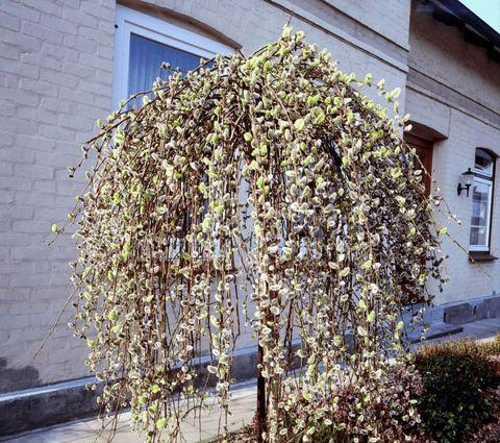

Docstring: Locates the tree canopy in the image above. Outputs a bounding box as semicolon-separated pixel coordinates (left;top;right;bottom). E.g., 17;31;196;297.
66;27;446;442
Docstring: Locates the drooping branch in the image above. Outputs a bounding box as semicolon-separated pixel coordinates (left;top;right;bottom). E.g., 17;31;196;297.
63;27;446;443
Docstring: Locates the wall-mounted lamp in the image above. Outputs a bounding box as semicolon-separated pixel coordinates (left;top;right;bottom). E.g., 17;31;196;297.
457;168;474;197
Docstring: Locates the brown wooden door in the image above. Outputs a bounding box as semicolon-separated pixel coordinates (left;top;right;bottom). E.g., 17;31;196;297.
405;133;433;195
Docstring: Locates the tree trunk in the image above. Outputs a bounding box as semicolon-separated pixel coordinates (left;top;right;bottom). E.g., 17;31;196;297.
255;343;266;442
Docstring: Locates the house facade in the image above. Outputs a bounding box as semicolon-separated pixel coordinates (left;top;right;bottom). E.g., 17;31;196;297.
0;0;499;434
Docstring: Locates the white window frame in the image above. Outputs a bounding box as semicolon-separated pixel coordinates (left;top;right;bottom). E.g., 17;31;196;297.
469;175;494;252
113;5;233;109
473;149;494;178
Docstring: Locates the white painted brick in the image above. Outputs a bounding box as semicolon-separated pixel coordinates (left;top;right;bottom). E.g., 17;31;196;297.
0;233;32;247
33;207;61;222
19;78;59;97
40;97;72;113
0;56;22;76
0;161;13;176
0;11;21;32
78;78;107;95
40;12;78;35
0;205;33;220
59;86;95;106
0;26;41;52
21;22;63;45
63;62;95;79
0;132;15;148
56;179;83;196
14;164;54;180
0;1;41;23
63;0;81;10
39;68;78;89
39;124;76;142
35;152;80;168
33;179;56;193
87;28;114;47
63;34;98;54
78;52;112;72
76;103;104;120
0;100;16;116
0;246;11;261
1;71;21;88
42;43;79;63
93;94;111;109
0;147;35;164
97;44;113;60
36;109;59;126
13;220;52;234
54;195;77;208
13;191;56;208
0;176;32;192
62;8;99;29
1;116;39;136
80;2;114;22
15;106;56;125
16;135;55;152
0;86;40;106
18;63;40;80
0;42;20;60
22;0;63;18
58;113;94;131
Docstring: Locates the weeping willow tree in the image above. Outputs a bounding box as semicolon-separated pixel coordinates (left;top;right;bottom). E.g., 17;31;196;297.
64;27;447;442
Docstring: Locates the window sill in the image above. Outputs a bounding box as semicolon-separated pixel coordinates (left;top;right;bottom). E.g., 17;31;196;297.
469;252;498;263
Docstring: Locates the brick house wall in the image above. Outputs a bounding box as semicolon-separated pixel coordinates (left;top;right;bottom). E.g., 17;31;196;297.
0;0;411;393
0;0;115;392
406;1;500;304
0;0;498;397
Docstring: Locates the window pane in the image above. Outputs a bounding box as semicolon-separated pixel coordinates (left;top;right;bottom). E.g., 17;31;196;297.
469;179;492;248
474;149;494;176
128;33;201;97
470;226;486;247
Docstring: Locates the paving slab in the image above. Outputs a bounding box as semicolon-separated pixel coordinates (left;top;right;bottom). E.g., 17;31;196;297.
2;382;257;443
4;318;500;443
423;317;500;345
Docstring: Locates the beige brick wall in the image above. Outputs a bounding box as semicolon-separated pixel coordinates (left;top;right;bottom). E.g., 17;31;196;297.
323;0;412;49
0;0;115;392
433;111;500;304
0;0;417;391
409;1;500;115
406;1;500;304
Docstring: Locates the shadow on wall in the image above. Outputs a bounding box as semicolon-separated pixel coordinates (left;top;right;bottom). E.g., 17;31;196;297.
0;357;41;394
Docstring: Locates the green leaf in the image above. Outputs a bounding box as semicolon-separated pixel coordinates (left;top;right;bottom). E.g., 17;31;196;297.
256;176;266;190
294;118;305;131
307;95;320;107
156;417;167;430
114;129;125;145
107;309;119;322
439;227;448;237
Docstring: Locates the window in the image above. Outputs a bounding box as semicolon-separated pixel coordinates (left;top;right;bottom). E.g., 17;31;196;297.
113;6;233;108
469;148;496;252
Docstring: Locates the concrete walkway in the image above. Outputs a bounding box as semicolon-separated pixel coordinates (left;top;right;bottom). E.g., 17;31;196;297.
4;317;500;443
3;381;257;443
425;317;500;344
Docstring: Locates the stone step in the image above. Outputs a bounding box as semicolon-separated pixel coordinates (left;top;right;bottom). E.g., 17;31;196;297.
407;321;464;344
